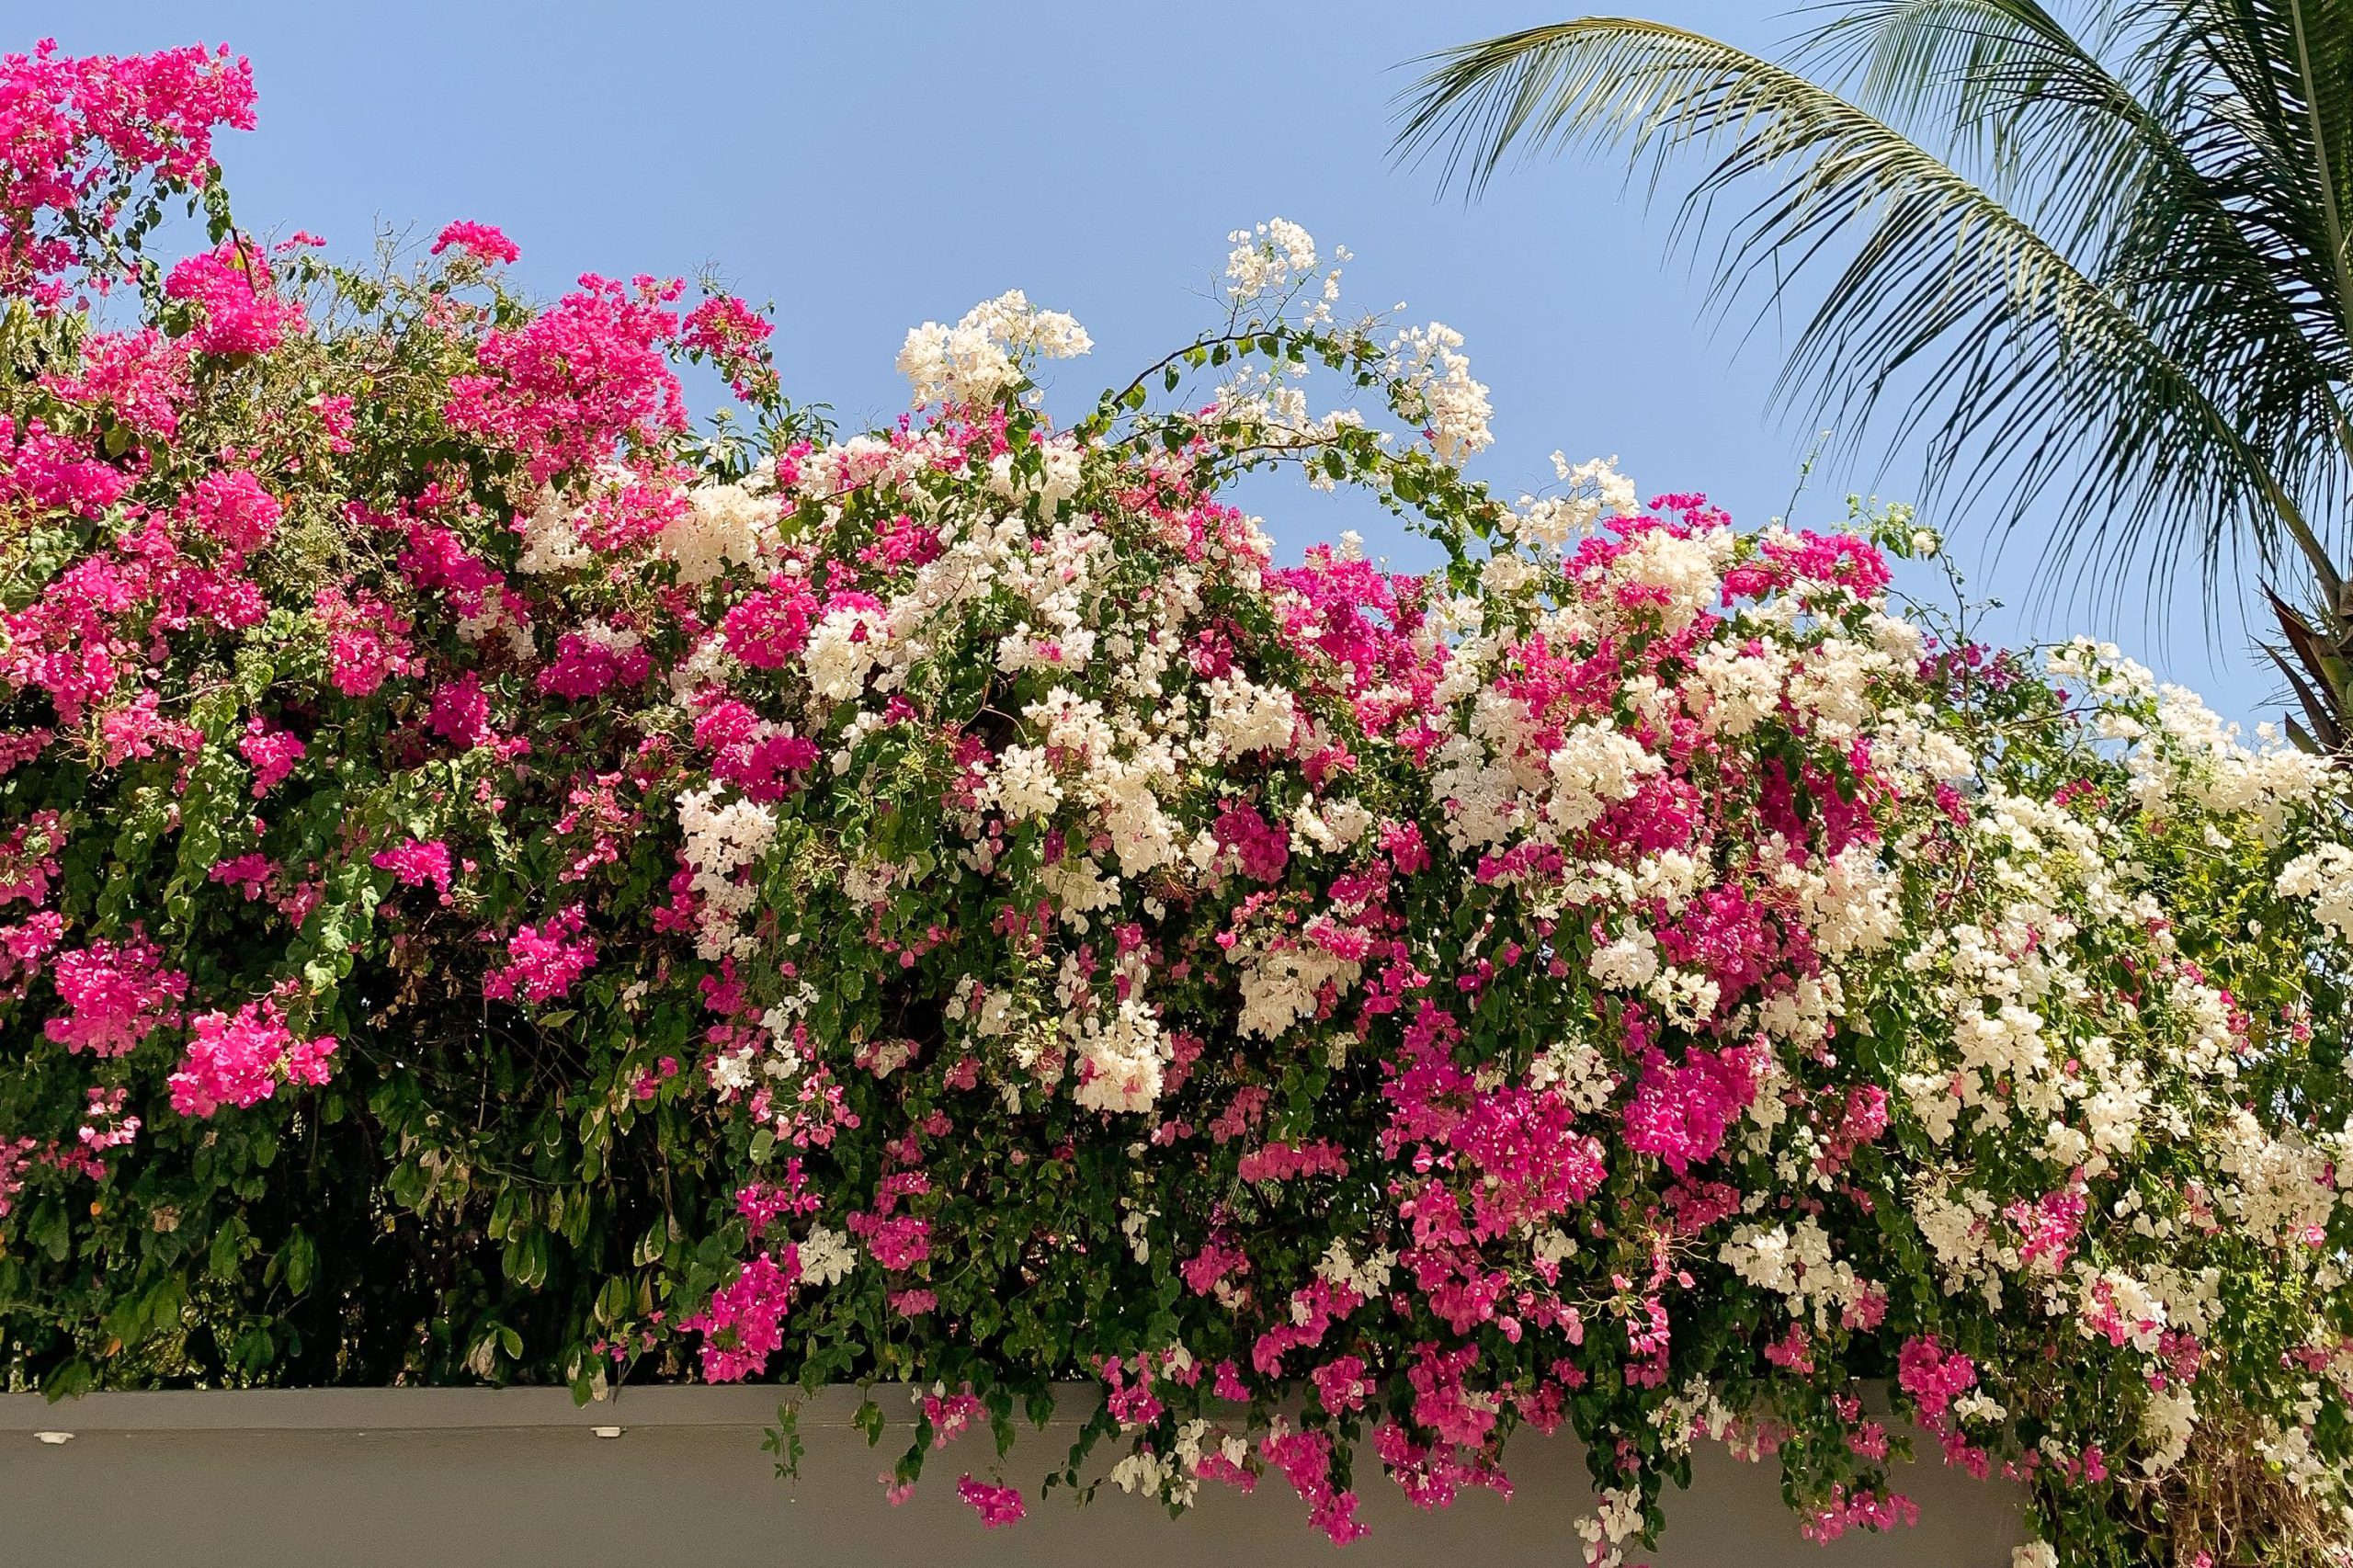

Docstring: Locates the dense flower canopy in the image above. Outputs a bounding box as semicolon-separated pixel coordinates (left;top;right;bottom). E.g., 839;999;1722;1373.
2;40;2351;1568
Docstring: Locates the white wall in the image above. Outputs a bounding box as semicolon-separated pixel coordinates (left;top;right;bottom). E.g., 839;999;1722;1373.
0;1387;2030;1567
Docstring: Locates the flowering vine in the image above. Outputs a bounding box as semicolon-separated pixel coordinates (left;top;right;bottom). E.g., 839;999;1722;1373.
1;40;2350;1568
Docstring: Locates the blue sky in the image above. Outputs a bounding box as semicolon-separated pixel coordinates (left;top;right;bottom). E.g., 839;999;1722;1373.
53;1;2281;721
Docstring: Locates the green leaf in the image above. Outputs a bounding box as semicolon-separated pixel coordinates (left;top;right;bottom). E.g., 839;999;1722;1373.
27;1200;71;1263
281;1230;316;1297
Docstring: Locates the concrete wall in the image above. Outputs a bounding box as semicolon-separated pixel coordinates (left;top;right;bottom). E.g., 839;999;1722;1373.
0;1386;2030;1567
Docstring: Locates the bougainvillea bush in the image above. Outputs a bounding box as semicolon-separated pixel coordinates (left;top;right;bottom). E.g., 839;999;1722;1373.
2;40;2350;1568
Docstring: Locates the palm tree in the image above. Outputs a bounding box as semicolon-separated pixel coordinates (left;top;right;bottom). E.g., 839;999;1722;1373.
1397;3;2353;748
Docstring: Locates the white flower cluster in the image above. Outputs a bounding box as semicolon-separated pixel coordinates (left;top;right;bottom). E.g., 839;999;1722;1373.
1315;1238;1397;1298
1062;941;1166;1112
897;288;1092;407
2278;842;2353;940
1388;320;1493;462
1109;1416;1221;1507
1231;935;1362;1042
2055;637;2334;830
515;487;595;575
676;784;776;960
661;478;781;585
803;600;890;704
1224;217;1318;298
1573;1484;1648;1568
1718;1218;1870;1328
1506;453;1639;551
795;1224;855;1289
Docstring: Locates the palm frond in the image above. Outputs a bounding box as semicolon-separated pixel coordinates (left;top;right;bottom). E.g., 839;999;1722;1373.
2168;1;2353;478
2266;585;2349;748
1790;1;2351;506
1392;18;2341;608
1794;4;2164;250
1800;1;2124;184
1872;5;2353;596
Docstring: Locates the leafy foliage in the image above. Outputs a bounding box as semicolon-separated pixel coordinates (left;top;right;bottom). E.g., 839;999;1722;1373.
3;39;2352;1568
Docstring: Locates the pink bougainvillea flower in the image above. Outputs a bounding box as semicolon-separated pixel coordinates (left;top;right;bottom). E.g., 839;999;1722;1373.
429;220;518;266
